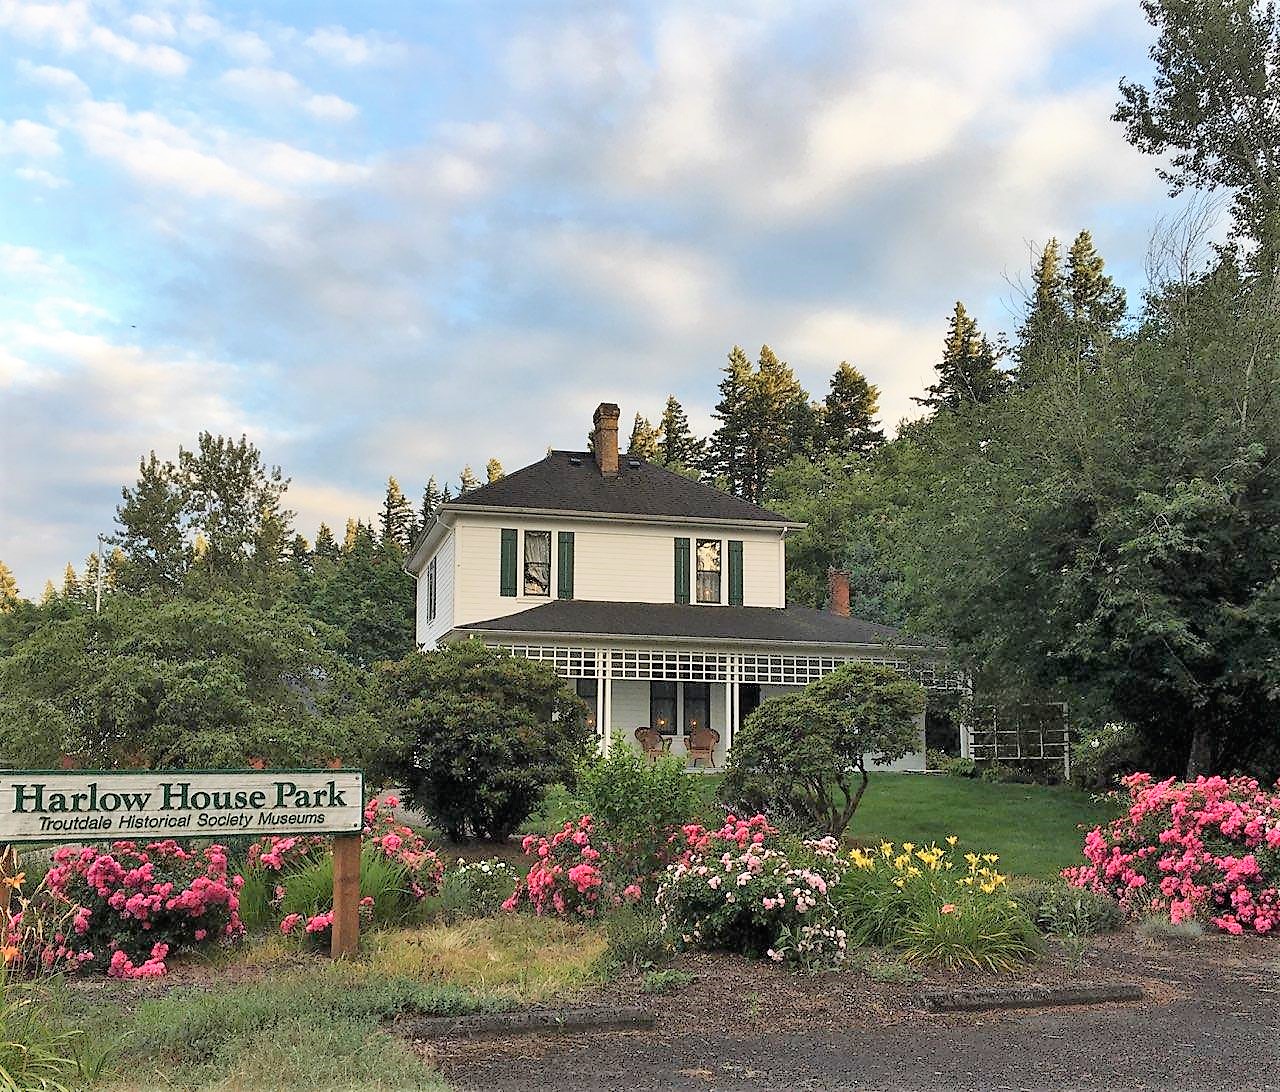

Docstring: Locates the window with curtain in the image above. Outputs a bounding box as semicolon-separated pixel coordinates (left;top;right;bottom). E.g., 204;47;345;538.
649;680;676;735
523;530;551;596
696;539;721;603
683;682;710;736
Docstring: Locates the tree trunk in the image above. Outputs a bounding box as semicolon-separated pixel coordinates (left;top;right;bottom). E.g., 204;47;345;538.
1185;727;1214;780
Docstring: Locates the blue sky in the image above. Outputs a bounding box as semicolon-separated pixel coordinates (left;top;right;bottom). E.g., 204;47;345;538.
0;0;1175;595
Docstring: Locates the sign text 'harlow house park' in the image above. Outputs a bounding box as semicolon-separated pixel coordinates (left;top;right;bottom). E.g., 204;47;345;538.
0;770;364;843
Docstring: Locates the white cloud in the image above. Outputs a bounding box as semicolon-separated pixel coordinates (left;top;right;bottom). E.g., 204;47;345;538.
14;165;68;187
305;25;403;66
219;66;359;123
0;119;61;158
17;60;89;97
0;0;189;75
62;97;369;207
0;243;65;279
125;11;175;39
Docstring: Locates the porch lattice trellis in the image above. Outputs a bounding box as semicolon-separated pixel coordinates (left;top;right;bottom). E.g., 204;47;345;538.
965;702;1071;778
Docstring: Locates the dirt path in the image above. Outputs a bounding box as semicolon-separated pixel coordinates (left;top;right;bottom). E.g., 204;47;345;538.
418;935;1280;1091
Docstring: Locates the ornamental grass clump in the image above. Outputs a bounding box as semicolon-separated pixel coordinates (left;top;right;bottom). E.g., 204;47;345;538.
833;839;1040;972
11;840;244;979
655;815;849;967
1063;772;1280;934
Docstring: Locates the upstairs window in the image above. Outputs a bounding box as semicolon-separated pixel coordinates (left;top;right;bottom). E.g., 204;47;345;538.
426;556;438;621
524;530;551;596
696;539;721;603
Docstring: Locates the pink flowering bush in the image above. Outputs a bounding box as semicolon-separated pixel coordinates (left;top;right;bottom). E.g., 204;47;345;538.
1064;772;1280;935
11;839;244;979
360;794;444;900
655;815;849;967
503;817;613;919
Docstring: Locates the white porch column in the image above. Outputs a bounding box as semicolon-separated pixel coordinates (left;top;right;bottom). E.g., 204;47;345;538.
722;675;733;757
595;656;607;755
727;654;739;756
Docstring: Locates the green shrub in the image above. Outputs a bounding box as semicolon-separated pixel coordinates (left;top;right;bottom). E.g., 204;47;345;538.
433;859;519;922
722;662;925;837
834;840;1041;972
639;969;694;994
939;755;977;778
602;903;671;972
576;735;701;884
1070;721;1144;790
979;762;1036;784
378;641;592;842
1015;881;1121;937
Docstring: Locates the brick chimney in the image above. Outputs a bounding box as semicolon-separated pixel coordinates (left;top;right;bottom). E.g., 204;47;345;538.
827;567;851;617
592;402;621;478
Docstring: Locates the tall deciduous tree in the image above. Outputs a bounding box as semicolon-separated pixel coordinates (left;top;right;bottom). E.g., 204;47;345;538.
914;302;1008;411
1116;0;1280;251
821;362;885;458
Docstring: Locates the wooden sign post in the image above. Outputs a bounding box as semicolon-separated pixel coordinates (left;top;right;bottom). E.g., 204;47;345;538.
0;768;365;960
330;832;361;959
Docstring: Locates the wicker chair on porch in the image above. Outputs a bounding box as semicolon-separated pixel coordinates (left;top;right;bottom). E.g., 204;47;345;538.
635;727;667;763
685;727;720;769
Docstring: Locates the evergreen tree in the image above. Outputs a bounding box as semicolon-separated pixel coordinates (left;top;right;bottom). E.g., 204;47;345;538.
822;362;885;458
343;518;360;553
1016;237;1068;382
914;302;1008;411
378;477;415;551
1065;230;1127;353
82;552;101;603
705;346;755;496
440;484;454;504
314;523;339;561
656;395;703;472
61;563;80;600
459;466;480;494
421;477;442;525
745;345;815;503
0;560;19;612
114;452;187;595
627;414;660;459
486;458;505;484
40;580;56;605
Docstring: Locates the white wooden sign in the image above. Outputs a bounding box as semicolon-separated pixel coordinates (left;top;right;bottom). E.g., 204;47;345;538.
0;769;364;843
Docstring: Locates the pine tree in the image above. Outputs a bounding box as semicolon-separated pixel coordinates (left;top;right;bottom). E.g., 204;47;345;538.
82;552;101;602
343;518;360;553
421;477;442;525
1016;238;1068;383
744;345;814;503
459;466;480;494
705;346;755;496
379;477;415;551
61;563;80;600
822;362;885;458
314;523;339;561
1065;229;1127;353
440;484;454;504
656;395;703;472
0;559;19;612
40;580;56;605
114;451;187;595
627;414;661;459
486;458;505;484
914;302;1008;411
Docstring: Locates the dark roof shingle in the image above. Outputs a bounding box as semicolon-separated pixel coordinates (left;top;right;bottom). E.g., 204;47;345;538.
445;451;793;524
455;599;934;648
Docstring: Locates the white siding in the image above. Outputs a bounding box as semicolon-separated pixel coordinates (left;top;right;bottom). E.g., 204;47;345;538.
417;530;456;648
451;512;787;629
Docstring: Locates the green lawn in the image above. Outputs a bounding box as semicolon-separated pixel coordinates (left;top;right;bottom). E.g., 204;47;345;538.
529;771;1113;880
847;774;1113;878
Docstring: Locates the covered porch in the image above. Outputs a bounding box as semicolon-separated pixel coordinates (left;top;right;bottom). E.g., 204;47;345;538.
489;639;964;771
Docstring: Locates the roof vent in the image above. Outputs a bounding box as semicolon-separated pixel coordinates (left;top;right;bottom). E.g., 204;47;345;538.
568;455;583;466
627;458;640;469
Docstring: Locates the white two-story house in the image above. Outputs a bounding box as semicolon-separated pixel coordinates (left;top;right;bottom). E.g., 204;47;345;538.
405;402;955;768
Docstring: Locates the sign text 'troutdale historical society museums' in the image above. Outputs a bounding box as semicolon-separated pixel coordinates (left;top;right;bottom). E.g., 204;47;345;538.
0;770;364;843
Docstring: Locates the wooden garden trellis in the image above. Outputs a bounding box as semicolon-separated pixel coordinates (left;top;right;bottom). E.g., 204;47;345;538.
964;702;1071;778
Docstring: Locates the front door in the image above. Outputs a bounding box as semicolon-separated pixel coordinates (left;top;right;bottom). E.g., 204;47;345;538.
738;683;762;728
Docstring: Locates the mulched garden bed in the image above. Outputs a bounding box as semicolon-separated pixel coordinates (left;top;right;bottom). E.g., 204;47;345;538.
415;931;1280;1091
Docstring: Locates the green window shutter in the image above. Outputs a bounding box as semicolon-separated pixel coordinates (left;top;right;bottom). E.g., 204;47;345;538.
557;531;575;599
728;539;744;605
500;528;517;596
674;537;690;603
